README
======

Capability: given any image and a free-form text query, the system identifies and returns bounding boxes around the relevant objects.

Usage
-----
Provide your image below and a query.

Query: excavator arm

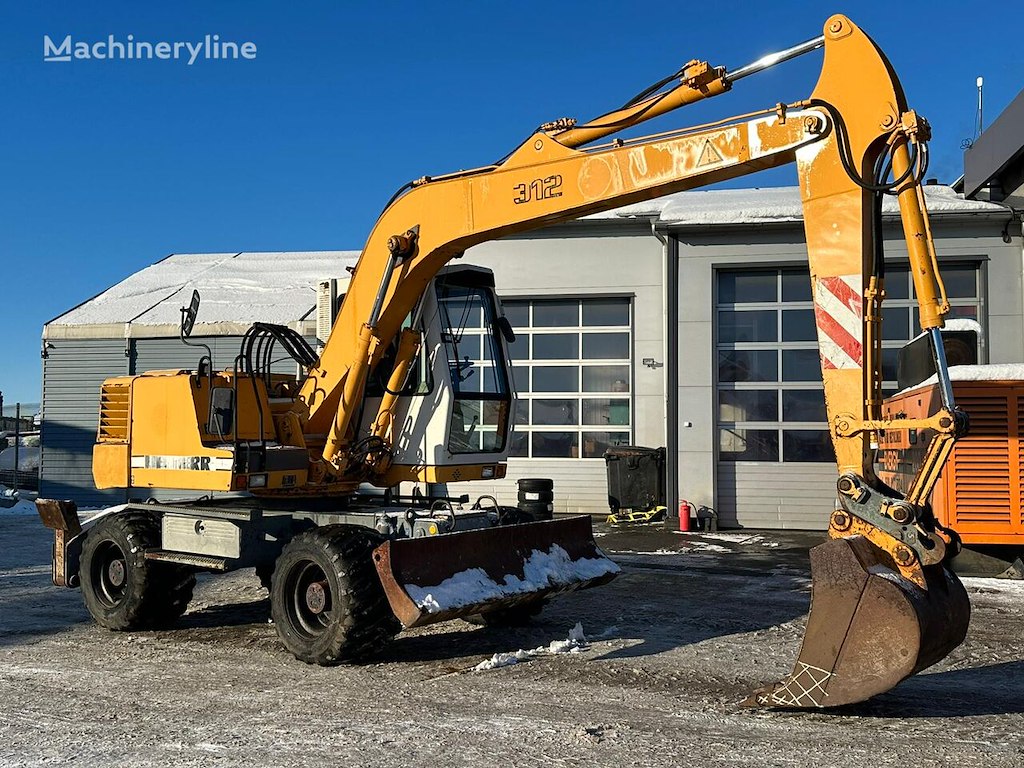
[293,14,970,707]
[301,16,964,530]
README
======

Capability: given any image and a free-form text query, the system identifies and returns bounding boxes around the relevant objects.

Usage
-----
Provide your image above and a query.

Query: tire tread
[80,511,195,631]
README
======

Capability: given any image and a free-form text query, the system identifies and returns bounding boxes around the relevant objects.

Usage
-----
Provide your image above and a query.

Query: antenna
[975,76,984,140]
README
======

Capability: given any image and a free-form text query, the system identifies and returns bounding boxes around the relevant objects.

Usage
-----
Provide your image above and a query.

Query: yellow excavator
[38,14,971,708]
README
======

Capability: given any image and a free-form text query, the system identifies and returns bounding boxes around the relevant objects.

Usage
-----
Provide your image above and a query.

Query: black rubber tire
[79,511,196,631]
[518,478,553,493]
[466,598,546,627]
[518,501,554,520]
[518,490,554,504]
[270,525,400,665]
[518,500,552,511]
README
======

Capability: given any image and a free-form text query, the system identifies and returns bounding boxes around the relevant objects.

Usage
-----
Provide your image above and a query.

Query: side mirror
[496,316,516,344]
[180,290,201,339]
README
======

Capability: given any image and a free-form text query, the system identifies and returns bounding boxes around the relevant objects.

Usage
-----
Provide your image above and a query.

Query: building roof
[588,184,1007,226]
[45,186,1007,336]
[46,250,359,338]
[964,88,1024,199]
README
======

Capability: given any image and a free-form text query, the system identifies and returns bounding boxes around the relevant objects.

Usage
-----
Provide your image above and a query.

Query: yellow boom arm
[298,16,957,569]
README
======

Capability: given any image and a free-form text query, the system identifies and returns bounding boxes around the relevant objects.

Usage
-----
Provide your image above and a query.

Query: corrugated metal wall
[40,338,128,508]
[132,336,274,372]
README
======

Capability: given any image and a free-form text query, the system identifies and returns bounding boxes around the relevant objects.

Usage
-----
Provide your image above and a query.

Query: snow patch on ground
[688,542,732,553]
[689,532,765,544]
[962,577,1024,603]
[473,623,589,671]
[631,548,681,556]
[590,625,620,640]
[0,499,38,516]
[669,531,780,548]
[625,542,735,555]
[407,546,620,614]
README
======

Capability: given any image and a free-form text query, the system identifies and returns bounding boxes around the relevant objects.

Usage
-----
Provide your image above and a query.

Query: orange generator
[880,372,1024,549]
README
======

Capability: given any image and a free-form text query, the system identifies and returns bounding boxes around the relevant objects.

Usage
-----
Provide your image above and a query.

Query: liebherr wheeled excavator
[38,14,971,708]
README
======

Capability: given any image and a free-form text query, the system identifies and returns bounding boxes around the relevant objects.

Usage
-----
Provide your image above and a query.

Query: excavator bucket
[747,535,971,708]
[371,515,619,628]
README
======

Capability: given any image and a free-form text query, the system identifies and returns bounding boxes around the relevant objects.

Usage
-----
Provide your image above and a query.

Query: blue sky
[0,1,1019,403]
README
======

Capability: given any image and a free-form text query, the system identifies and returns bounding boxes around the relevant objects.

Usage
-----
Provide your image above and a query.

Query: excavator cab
[357,264,517,483]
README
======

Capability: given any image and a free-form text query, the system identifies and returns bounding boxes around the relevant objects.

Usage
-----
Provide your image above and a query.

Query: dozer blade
[371,515,619,629]
[747,535,970,708]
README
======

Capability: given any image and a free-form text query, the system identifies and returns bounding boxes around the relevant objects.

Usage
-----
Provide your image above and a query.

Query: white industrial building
[40,184,1017,528]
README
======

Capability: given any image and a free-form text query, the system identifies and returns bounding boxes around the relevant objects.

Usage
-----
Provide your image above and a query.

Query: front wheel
[270,525,400,665]
[79,511,196,630]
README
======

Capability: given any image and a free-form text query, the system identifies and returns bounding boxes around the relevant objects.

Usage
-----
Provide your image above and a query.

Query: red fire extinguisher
[678,499,693,532]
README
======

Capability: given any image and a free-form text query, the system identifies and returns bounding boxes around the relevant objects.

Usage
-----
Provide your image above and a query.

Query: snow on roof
[48,251,359,332]
[587,184,1007,225]
[45,185,1006,333]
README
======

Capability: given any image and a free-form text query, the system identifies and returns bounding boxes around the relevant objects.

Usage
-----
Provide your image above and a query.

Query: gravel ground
[1,515,1022,767]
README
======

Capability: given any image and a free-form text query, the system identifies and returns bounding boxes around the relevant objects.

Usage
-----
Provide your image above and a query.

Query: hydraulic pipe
[929,327,957,412]
[321,324,377,467]
[891,140,947,332]
[554,34,825,151]
[552,72,729,149]
[725,35,825,82]
[372,327,422,443]
[369,252,398,328]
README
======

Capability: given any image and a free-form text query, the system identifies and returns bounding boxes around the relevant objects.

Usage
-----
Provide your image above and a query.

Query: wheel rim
[285,560,334,638]
[91,540,129,608]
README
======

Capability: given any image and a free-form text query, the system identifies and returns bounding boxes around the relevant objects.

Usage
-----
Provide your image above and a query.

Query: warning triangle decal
[697,139,723,166]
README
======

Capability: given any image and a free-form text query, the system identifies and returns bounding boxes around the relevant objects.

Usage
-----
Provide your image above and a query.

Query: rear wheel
[80,512,196,630]
[270,525,400,665]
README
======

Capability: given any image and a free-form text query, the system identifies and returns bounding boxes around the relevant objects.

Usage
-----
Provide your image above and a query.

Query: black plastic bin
[603,446,665,512]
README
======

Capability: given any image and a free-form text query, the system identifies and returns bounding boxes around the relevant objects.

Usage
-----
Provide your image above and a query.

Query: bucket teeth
[747,535,970,708]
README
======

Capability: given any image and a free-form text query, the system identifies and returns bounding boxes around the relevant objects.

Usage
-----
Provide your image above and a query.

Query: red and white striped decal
[813,274,863,370]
